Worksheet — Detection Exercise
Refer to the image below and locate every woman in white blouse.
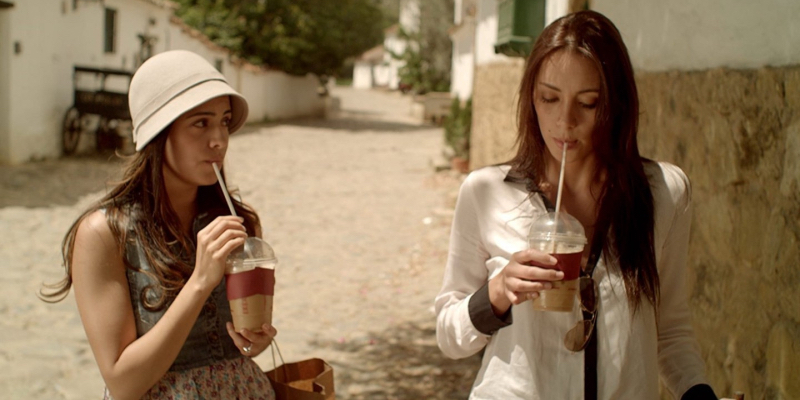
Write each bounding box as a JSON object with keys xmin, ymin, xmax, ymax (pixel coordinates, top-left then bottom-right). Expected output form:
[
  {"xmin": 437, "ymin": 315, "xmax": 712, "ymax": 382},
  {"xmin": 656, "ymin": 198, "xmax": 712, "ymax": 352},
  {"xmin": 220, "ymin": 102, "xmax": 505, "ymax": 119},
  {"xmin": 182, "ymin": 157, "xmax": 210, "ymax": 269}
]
[{"xmin": 435, "ymin": 10, "xmax": 717, "ymax": 400}]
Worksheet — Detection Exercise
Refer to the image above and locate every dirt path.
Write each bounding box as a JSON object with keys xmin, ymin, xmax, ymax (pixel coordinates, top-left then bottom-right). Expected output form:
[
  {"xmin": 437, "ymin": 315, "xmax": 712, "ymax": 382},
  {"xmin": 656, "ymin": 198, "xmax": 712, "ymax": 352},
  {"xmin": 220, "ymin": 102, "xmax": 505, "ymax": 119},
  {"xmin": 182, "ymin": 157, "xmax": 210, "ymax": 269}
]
[{"xmin": 0, "ymin": 87, "xmax": 479, "ymax": 399}]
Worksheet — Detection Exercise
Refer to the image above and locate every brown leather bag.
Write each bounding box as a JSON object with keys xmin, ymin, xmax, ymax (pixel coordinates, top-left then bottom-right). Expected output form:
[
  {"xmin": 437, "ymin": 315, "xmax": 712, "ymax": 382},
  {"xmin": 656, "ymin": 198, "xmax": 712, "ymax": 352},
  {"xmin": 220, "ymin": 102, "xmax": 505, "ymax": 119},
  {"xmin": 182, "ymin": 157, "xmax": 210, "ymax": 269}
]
[{"xmin": 264, "ymin": 342, "xmax": 335, "ymax": 400}]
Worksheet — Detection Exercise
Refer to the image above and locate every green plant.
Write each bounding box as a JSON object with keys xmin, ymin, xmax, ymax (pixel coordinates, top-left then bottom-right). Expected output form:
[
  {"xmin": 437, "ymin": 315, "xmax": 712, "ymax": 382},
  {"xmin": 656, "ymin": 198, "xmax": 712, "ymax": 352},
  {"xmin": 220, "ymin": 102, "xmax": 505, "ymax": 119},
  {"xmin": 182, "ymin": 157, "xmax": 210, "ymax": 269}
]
[
  {"xmin": 444, "ymin": 97, "xmax": 472, "ymax": 159},
  {"xmin": 389, "ymin": 1, "xmax": 454, "ymax": 94}
]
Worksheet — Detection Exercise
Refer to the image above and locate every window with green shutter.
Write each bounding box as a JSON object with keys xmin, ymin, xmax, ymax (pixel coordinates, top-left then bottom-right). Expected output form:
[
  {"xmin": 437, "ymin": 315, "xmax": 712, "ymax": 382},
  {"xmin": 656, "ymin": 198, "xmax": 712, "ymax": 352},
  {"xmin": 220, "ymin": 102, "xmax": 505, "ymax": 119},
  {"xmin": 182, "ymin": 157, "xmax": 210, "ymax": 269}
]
[
  {"xmin": 104, "ymin": 8, "xmax": 116, "ymax": 54},
  {"xmin": 494, "ymin": 0, "xmax": 546, "ymax": 57}
]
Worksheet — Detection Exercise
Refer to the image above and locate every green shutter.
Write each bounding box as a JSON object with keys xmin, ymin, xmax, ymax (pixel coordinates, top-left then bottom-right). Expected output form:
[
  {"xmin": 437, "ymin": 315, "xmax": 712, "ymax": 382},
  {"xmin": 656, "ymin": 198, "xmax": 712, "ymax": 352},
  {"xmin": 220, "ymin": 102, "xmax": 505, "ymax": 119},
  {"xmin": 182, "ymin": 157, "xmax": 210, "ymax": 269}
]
[
  {"xmin": 104, "ymin": 8, "xmax": 116, "ymax": 54},
  {"xmin": 495, "ymin": 0, "xmax": 546, "ymax": 57}
]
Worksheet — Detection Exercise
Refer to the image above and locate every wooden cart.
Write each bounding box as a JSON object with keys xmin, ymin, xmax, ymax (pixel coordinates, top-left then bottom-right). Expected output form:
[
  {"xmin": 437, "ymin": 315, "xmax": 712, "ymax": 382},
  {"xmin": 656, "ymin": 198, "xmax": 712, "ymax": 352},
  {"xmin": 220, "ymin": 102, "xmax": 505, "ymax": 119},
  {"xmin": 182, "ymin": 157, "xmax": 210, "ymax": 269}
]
[{"xmin": 62, "ymin": 66, "xmax": 133, "ymax": 155}]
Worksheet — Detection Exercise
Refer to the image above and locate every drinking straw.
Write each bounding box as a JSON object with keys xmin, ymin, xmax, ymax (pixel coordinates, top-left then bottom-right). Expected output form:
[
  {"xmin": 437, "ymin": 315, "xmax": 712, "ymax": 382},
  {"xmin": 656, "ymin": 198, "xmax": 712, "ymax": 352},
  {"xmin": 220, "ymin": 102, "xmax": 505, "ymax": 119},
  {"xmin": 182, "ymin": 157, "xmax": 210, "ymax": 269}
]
[
  {"xmin": 554, "ymin": 144, "xmax": 567, "ymax": 214},
  {"xmin": 212, "ymin": 162, "xmax": 256, "ymax": 259},
  {"xmin": 551, "ymin": 144, "xmax": 568, "ymax": 253},
  {"xmin": 212, "ymin": 162, "xmax": 238, "ymax": 217}
]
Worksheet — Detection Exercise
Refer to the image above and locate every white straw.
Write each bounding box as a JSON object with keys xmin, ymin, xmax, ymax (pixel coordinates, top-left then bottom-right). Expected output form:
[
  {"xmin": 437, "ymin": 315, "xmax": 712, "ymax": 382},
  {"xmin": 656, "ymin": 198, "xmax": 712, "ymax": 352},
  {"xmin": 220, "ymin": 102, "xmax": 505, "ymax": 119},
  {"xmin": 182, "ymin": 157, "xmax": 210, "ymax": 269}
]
[
  {"xmin": 212, "ymin": 162, "xmax": 237, "ymax": 217},
  {"xmin": 554, "ymin": 144, "xmax": 567, "ymax": 214},
  {"xmin": 551, "ymin": 144, "xmax": 568, "ymax": 254}
]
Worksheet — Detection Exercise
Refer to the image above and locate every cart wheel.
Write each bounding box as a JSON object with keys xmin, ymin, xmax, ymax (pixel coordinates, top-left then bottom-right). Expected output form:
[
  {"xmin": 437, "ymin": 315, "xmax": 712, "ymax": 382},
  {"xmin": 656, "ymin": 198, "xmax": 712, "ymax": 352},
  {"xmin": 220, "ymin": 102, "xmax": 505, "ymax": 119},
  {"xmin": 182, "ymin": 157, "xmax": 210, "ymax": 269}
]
[{"xmin": 62, "ymin": 107, "xmax": 83, "ymax": 155}]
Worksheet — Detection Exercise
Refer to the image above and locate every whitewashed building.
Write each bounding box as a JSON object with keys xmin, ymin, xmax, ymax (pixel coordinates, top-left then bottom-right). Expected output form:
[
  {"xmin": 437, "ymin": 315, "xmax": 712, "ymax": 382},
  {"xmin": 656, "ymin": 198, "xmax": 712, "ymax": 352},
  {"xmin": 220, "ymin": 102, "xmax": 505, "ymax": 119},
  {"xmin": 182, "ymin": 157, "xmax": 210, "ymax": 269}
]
[
  {"xmin": 449, "ymin": 0, "xmax": 572, "ymax": 102},
  {"xmin": 383, "ymin": 23, "xmax": 408, "ymax": 90},
  {"xmin": 353, "ymin": 44, "xmax": 387, "ymax": 89},
  {"xmin": 352, "ymin": 0, "xmax": 419, "ymax": 91},
  {"xmin": 0, "ymin": 0, "xmax": 323, "ymax": 164},
  {"xmin": 449, "ymin": 0, "xmax": 476, "ymax": 101}
]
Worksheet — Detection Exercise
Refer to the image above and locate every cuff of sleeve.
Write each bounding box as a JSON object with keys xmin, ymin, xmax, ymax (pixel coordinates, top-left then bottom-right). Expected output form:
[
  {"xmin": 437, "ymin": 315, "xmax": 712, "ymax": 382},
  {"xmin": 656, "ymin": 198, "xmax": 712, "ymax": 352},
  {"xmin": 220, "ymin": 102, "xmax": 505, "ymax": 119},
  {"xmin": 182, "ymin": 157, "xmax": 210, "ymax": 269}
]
[
  {"xmin": 681, "ymin": 384, "xmax": 718, "ymax": 400},
  {"xmin": 468, "ymin": 282, "xmax": 512, "ymax": 335}
]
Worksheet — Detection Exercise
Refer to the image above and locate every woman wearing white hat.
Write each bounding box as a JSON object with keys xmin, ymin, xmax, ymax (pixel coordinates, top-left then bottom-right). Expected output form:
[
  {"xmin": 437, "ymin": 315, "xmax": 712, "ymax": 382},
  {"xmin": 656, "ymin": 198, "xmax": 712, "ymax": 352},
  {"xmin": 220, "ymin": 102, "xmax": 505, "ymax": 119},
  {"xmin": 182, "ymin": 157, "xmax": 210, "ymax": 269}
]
[{"xmin": 42, "ymin": 50, "xmax": 276, "ymax": 399}]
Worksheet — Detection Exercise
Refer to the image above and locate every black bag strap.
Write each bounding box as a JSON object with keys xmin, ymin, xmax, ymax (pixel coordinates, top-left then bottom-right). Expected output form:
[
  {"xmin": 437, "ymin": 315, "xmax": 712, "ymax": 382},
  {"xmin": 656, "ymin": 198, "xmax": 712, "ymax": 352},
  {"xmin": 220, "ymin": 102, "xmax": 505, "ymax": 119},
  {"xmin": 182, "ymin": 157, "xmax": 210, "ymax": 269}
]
[
  {"xmin": 584, "ymin": 323, "xmax": 598, "ymax": 400},
  {"xmin": 583, "ymin": 228, "xmax": 605, "ymax": 400}
]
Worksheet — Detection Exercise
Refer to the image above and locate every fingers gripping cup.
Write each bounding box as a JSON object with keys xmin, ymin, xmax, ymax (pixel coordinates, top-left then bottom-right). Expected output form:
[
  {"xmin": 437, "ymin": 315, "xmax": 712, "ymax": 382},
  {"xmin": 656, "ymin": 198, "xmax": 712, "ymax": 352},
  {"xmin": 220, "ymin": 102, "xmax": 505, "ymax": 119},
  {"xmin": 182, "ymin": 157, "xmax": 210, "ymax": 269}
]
[
  {"xmin": 528, "ymin": 211, "xmax": 587, "ymax": 312},
  {"xmin": 226, "ymin": 237, "xmax": 277, "ymax": 333}
]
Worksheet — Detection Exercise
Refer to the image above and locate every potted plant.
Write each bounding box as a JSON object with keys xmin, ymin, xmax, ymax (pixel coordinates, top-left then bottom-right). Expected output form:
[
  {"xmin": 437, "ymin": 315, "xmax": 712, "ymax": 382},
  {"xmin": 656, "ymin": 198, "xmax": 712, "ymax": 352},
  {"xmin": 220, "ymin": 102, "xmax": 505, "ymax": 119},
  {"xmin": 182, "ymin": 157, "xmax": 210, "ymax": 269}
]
[{"xmin": 444, "ymin": 97, "xmax": 472, "ymax": 173}]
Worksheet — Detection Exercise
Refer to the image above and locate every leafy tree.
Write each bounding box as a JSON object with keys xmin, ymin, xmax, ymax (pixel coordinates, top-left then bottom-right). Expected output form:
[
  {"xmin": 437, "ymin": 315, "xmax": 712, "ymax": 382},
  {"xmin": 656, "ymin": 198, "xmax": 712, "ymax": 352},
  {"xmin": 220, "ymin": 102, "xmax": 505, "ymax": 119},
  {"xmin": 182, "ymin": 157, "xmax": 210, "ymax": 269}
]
[
  {"xmin": 174, "ymin": 0, "xmax": 245, "ymax": 50},
  {"xmin": 375, "ymin": 0, "xmax": 401, "ymax": 29},
  {"xmin": 174, "ymin": 0, "xmax": 384, "ymax": 82}
]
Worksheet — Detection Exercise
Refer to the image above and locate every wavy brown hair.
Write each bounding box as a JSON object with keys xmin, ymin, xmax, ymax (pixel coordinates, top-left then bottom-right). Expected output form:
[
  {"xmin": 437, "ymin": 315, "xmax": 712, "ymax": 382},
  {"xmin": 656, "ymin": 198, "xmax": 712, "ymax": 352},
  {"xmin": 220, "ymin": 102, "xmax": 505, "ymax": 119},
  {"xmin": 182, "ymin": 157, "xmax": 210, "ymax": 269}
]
[
  {"xmin": 510, "ymin": 10, "xmax": 658, "ymax": 311},
  {"xmin": 40, "ymin": 128, "xmax": 260, "ymax": 311}
]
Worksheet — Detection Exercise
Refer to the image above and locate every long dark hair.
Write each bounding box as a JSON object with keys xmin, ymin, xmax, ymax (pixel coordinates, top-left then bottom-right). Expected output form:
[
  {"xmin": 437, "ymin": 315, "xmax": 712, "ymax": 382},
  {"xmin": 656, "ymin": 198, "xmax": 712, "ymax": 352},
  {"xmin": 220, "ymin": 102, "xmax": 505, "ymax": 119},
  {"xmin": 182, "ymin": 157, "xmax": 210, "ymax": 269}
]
[
  {"xmin": 40, "ymin": 128, "xmax": 260, "ymax": 311},
  {"xmin": 510, "ymin": 10, "xmax": 658, "ymax": 311}
]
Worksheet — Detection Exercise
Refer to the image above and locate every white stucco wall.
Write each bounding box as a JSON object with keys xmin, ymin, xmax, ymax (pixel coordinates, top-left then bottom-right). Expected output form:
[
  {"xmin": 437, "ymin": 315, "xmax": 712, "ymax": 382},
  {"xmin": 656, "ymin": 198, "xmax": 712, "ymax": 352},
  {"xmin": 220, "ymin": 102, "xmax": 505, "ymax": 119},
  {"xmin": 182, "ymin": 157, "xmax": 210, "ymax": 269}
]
[
  {"xmin": 374, "ymin": 64, "xmax": 390, "ymax": 87},
  {"xmin": 167, "ymin": 21, "xmax": 324, "ymax": 122},
  {"xmin": 400, "ymin": 0, "xmax": 420, "ymax": 34},
  {"xmin": 249, "ymin": 72, "xmax": 324, "ymax": 121},
  {"xmin": 353, "ymin": 62, "xmax": 374, "ymax": 89},
  {"xmin": 475, "ymin": 0, "xmax": 510, "ymax": 66},
  {"xmin": 0, "ymin": 7, "xmax": 11, "ymax": 163},
  {"xmin": 165, "ymin": 22, "xmax": 238, "ymax": 87},
  {"xmin": 592, "ymin": 0, "xmax": 800, "ymax": 71},
  {"xmin": 545, "ymin": 0, "xmax": 570, "ymax": 26},
  {"xmin": 104, "ymin": 0, "xmax": 172, "ymax": 71},
  {"xmin": 450, "ymin": 22, "xmax": 475, "ymax": 101},
  {"xmin": 7, "ymin": 0, "xmax": 69, "ymax": 162},
  {"xmin": 384, "ymin": 34, "xmax": 406, "ymax": 90},
  {"xmin": 0, "ymin": 0, "xmax": 171, "ymax": 164}
]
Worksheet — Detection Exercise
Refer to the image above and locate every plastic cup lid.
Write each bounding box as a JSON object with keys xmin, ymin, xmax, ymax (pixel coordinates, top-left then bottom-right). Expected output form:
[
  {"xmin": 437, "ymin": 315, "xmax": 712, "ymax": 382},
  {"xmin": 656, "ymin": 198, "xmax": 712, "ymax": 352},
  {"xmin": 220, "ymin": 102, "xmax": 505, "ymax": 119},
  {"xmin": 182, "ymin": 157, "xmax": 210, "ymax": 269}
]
[
  {"xmin": 528, "ymin": 211, "xmax": 587, "ymax": 245},
  {"xmin": 226, "ymin": 237, "xmax": 278, "ymax": 272}
]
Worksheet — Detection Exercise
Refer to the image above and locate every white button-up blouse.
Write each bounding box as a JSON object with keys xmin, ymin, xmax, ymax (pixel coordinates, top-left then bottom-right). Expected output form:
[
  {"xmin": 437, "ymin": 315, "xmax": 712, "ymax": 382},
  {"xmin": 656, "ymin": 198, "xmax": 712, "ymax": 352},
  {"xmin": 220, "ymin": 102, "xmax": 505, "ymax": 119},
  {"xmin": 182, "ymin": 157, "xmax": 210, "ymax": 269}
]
[{"xmin": 435, "ymin": 162, "xmax": 709, "ymax": 399}]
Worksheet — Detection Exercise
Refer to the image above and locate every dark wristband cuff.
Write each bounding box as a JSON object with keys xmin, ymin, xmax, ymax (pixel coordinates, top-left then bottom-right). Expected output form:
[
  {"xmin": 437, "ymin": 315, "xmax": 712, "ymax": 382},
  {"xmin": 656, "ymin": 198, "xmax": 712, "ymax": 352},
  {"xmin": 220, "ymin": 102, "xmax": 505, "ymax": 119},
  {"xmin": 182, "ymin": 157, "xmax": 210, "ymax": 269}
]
[
  {"xmin": 468, "ymin": 282, "xmax": 512, "ymax": 335},
  {"xmin": 681, "ymin": 384, "xmax": 718, "ymax": 400}
]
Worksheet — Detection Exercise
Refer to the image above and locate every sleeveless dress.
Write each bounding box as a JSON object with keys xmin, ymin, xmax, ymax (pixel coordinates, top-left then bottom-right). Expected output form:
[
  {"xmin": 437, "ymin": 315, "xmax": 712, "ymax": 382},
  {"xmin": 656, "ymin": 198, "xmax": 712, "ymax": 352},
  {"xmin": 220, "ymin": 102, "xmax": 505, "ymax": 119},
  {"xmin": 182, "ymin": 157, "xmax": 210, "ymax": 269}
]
[{"xmin": 103, "ymin": 211, "xmax": 275, "ymax": 400}]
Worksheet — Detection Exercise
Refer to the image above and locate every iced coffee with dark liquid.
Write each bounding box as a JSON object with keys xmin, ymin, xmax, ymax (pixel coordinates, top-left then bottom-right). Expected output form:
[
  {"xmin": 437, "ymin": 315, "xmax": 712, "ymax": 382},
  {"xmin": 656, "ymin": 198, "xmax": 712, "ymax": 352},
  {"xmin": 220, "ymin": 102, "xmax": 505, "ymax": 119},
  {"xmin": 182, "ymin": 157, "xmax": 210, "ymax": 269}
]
[
  {"xmin": 225, "ymin": 237, "xmax": 277, "ymax": 332},
  {"xmin": 528, "ymin": 211, "xmax": 587, "ymax": 312}
]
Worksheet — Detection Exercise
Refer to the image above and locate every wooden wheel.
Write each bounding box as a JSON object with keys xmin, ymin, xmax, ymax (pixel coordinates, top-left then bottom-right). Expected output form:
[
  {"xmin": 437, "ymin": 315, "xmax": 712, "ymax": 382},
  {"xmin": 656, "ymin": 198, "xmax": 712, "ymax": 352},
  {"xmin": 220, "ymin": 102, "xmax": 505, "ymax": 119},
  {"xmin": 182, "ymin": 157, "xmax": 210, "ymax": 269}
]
[{"xmin": 62, "ymin": 107, "xmax": 83, "ymax": 155}]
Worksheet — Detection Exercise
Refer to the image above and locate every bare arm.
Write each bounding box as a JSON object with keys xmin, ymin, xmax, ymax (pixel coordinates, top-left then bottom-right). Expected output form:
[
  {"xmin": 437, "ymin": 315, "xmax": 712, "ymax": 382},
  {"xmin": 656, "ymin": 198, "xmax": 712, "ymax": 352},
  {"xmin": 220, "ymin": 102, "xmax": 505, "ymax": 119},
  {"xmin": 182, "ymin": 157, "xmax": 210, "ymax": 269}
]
[{"xmin": 72, "ymin": 211, "xmax": 246, "ymax": 400}]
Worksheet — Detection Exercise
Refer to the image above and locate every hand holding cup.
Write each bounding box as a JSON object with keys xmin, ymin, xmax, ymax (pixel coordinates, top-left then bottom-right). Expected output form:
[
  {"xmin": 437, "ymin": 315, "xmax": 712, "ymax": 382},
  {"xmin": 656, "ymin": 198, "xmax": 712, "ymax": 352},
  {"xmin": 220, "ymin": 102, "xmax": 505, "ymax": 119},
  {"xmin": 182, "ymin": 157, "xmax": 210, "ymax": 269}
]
[{"xmin": 192, "ymin": 216, "xmax": 247, "ymax": 292}]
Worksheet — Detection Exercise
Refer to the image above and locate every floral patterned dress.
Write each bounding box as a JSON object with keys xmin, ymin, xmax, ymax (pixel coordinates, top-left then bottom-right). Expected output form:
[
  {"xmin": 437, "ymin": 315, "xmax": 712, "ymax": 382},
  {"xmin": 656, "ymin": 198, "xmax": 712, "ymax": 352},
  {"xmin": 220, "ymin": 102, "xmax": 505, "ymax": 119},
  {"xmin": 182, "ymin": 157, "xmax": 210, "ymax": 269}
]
[{"xmin": 103, "ymin": 356, "xmax": 275, "ymax": 400}]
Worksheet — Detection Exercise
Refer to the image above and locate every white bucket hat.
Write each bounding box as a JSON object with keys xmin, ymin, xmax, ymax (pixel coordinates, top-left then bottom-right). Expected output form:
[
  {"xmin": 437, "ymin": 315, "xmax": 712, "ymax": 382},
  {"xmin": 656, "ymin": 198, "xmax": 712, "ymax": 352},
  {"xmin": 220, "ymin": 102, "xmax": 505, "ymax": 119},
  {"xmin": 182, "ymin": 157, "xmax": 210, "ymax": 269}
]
[{"xmin": 128, "ymin": 50, "xmax": 249, "ymax": 151}]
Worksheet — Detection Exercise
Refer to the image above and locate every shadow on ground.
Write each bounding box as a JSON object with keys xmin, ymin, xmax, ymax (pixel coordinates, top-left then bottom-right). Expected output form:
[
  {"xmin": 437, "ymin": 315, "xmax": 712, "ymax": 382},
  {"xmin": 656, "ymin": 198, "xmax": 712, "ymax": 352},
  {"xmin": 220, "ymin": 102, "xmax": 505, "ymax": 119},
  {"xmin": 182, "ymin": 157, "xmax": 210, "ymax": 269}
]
[
  {"xmin": 0, "ymin": 152, "xmax": 123, "ymax": 208},
  {"xmin": 312, "ymin": 320, "xmax": 482, "ymax": 400}
]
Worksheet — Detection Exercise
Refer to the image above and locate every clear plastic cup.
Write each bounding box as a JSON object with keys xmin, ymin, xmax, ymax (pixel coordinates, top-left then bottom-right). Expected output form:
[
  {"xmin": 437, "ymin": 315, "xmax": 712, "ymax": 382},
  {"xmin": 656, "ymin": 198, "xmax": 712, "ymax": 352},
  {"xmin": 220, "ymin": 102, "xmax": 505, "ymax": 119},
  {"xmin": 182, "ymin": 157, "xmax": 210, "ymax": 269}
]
[
  {"xmin": 528, "ymin": 211, "xmax": 587, "ymax": 312},
  {"xmin": 225, "ymin": 237, "xmax": 277, "ymax": 333}
]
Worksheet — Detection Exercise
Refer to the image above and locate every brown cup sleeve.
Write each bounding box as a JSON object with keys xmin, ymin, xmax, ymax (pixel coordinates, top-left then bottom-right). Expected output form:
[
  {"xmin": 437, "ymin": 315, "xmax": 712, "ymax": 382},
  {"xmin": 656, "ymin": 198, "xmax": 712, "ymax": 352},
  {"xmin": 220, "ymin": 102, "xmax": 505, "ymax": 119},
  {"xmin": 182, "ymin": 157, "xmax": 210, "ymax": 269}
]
[{"xmin": 225, "ymin": 268, "xmax": 275, "ymax": 300}]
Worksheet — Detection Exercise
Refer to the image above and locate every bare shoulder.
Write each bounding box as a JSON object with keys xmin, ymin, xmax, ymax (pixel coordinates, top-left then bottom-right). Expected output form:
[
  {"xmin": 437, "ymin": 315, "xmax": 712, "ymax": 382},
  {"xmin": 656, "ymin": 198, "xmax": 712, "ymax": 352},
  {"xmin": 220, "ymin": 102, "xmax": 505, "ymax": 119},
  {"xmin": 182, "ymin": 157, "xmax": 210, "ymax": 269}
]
[
  {"xmin": 72, "ymin": 210, "xmax": 125, "ymax": 275},
  {"xmin": 75, "ymin": 210, "xmax": 116, "ymax": 247}
]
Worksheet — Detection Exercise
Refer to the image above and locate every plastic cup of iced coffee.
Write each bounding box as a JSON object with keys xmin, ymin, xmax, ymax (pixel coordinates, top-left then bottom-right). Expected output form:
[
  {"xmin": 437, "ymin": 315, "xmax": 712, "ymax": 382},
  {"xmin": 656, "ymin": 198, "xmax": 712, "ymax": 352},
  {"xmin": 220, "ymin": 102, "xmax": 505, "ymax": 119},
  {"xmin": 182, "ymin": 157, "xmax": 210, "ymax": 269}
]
[
  {"xmin": 528, "ymin": 211, "xmax": 587, "ymax": 312},
  {"xmin": 225, "ymin": 237, "xmax": 277, "ymax": 333}
]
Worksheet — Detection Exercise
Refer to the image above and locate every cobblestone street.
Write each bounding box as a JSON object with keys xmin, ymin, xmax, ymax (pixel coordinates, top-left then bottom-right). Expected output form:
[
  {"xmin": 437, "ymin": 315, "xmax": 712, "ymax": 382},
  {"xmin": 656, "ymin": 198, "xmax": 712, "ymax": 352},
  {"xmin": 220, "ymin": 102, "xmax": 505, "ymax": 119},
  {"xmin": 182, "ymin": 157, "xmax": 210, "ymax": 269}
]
[{"xmin": 0, "ymin": 87, "xmax": 479, "ymax": 399}]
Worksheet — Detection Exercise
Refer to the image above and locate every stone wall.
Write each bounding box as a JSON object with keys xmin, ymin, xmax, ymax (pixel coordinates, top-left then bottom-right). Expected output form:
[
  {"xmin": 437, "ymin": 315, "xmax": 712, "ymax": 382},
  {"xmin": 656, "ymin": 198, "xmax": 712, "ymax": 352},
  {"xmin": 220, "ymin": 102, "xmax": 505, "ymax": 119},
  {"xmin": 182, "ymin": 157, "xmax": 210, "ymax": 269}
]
[
  {"xmin": 638, "ymin": 66, "xmax": 800, "ymax": 400},
  {"xmin": 469, "ymin": 60, "xmax": 525, "ymax": 169},
  {"xmin": 469, "ymin": 64, "xmax": 800, "ymax": 399}
]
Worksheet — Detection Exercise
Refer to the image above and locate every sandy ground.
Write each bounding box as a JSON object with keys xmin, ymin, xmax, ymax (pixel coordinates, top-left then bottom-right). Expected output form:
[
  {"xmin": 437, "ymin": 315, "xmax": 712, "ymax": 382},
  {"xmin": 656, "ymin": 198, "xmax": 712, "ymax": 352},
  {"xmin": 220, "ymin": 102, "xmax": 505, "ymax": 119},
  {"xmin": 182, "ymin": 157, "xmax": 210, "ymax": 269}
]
[{"xmin": 0, "ymin": 87, "xmax": 481, "ymax": 399}]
